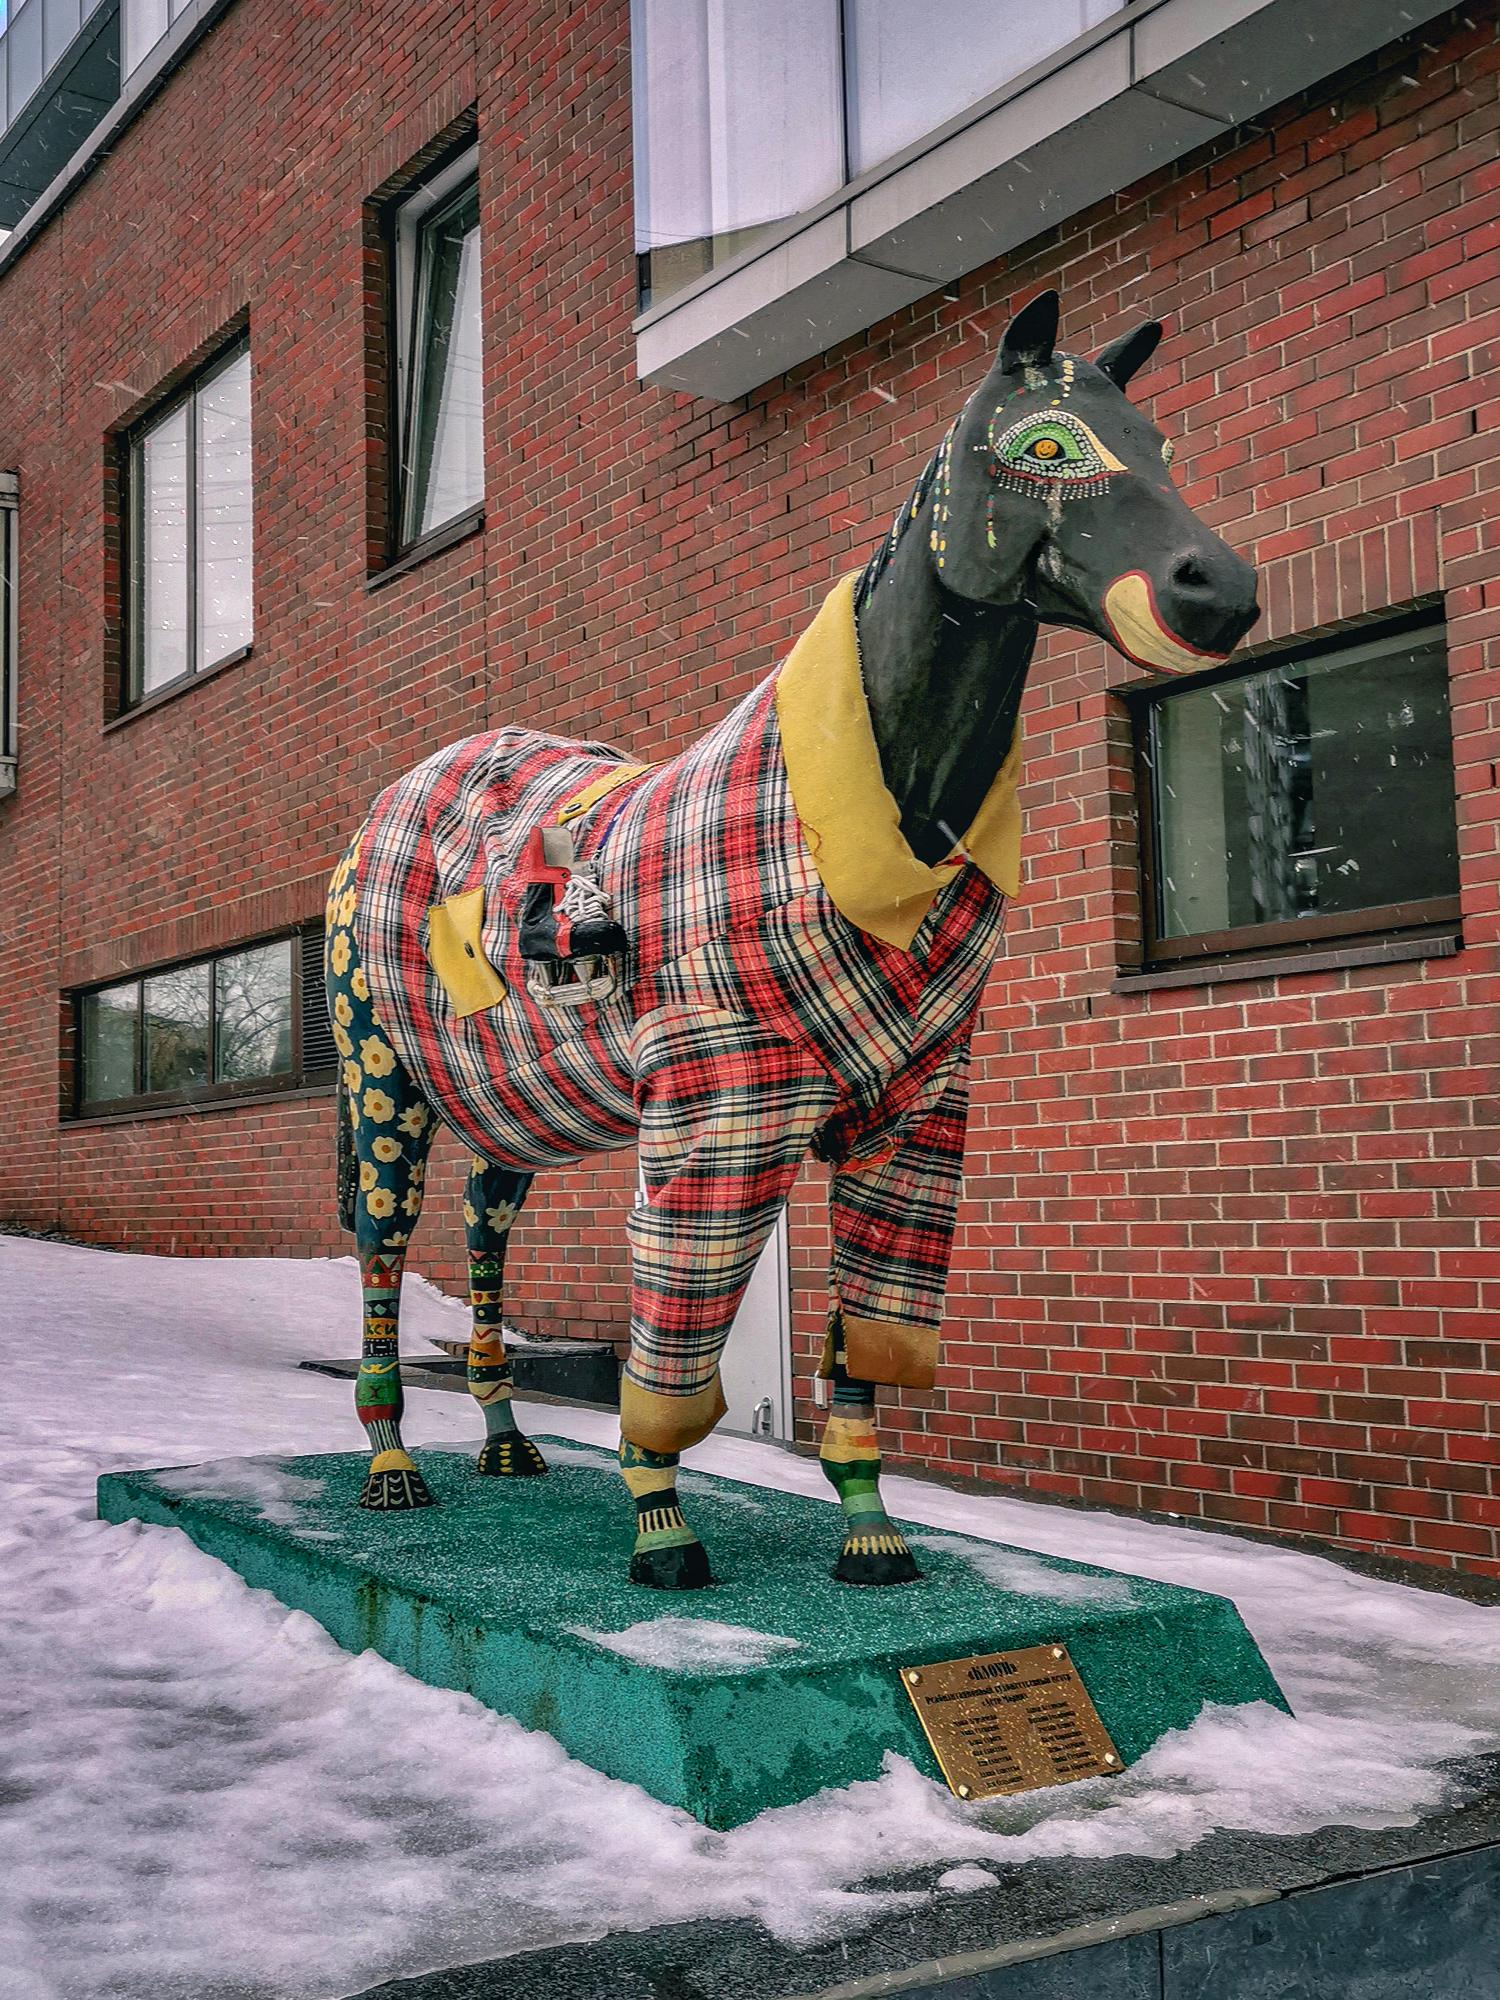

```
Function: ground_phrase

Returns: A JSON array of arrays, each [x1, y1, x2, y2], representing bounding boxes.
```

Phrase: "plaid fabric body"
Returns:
[[354, 670, 1008, 1395]]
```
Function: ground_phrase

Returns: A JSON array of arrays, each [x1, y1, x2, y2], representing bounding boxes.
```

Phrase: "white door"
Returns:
[[634, 1166, 792, 1441]]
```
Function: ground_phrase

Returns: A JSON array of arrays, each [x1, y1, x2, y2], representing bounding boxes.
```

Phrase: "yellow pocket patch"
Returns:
[[426, 887, 507, 1019]]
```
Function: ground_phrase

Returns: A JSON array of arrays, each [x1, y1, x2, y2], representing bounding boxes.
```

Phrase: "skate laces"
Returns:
[[557, 869, 612, 926]]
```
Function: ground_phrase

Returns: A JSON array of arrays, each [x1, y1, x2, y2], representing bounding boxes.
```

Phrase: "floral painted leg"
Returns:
[[463, 1156, 545, 1478], [325, 833, 439, 1512], [619, 1440, 711, 1590], [819, 1313, 920, 1586]]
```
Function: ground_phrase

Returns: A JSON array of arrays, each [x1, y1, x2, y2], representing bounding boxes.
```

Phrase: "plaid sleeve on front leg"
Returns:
[[622, 1008, 839, 1455], [827, 1046, 972, 1392]]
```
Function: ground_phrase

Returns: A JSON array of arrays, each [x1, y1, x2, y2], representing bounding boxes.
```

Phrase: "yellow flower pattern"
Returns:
[[359, 1036, 396, 1077], [362, 1088, 395, 1124], [333, 993, 353, 1027], [372, 1136, 401, 1163]]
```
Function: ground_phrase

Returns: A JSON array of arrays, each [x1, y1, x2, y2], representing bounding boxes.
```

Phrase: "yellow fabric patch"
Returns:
[[842, 1312, 940, 1391], [775, 572, 1023, 950], [619, 1373, 728, 1455], [426, 886, 507, 1019], [556, 762, 651, 824]]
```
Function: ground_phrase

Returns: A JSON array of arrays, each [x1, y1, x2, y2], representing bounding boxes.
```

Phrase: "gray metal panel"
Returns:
[[1134, 0, 1461, 124], [851, 78, 1225, 286]]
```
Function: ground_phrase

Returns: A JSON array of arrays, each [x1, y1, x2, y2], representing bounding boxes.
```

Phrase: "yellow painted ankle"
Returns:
[[369, 1448, 417, 1474]]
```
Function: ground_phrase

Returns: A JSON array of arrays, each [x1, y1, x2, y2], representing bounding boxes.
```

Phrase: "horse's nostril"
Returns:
[[1172, 556, 1211, 593]]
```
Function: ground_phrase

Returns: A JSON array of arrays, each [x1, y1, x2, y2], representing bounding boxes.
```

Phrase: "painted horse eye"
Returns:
[[988, 409, 1122, 490]]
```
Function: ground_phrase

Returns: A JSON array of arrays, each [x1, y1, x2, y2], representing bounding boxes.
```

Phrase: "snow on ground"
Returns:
[[2, 1235, 1499, 2000], [567, 1617, 803, 1669]]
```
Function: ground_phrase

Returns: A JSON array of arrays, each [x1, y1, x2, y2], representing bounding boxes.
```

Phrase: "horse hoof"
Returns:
[[629, 1541, 713, 1590], [477, 1435, 548, 1478], [833, 1530, 920, 1586], [358, 1466, 435, 1512]]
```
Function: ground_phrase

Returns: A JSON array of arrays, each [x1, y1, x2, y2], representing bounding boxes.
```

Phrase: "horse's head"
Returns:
[[935, 290, 1259, 673]]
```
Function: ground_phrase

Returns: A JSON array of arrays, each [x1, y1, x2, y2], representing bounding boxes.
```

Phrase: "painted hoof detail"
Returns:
[[476, 1434, 548, 1478], [358, 1466, 435, 1511], [833, 1530, 920, 1586], [629, 1540, 713, 1590]]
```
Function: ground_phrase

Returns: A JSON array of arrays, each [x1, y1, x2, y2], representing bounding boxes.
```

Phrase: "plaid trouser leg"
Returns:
[[827, 1049, 972, 1391], [622, 1011, 838, 1455]]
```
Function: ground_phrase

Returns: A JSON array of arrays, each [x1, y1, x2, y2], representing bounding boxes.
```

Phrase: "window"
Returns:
[[126, 339, 252, 706], [72, 928, 337, 1117], [0, 471, 15, 795], [1133, 619, 1461, 970], [629, 0, 1126, 309], [393, 144, 483, 549]]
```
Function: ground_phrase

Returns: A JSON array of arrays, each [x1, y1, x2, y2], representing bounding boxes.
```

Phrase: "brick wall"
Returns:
[[0, 0, 1496, 1571]]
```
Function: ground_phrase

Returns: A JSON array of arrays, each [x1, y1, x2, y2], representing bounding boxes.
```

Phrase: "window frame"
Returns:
[[68, 925, 334, 1121], [388, 139, 484, 559], [1129, 611, 1463, 975], [0, 470, 16, 796], [122, 334, 253, 712]]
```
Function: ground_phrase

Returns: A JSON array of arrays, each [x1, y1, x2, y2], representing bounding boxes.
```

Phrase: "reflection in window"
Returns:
[[215, 941, 295, 1082], [631, 0, 843, 308], [844, 0, 1125, 174], [80, 982, 139, 1104], [143, 963, 211, 1093], [1144, 623, 1459, 954], [396, 155, 484, 546], [76, 936, 300, 1111], [128, 342, 252, 703]]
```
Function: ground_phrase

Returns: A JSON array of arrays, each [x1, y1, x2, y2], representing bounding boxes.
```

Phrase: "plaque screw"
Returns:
[[907, 1671, 921, 1685], [1051, 1647, 1064, 1659], [957, 1785, 972, 1799], [1105, 1754, 1117, 1765]]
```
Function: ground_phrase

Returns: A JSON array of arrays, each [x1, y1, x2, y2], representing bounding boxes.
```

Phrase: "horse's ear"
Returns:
[[1095, 320, 1162, 391], [997, 289, 1059, 374]]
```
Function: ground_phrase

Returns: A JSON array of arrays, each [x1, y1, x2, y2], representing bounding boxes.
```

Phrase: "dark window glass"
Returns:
[[401, 178, 482, 544], [80, 982, 139, 1103], [1143, 623, 1459, 958], [143, 963, 212, 1092], [128, 342, 252, 704], [72, 931, 313, 1114], [215, 940, 294, 1082]]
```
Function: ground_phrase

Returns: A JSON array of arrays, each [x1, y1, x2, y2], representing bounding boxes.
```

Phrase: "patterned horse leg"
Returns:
[[818, 1053, 974, 1583], [462, 1156, 546, 1477], [818, 1317, 919, 1585], [326, 833, 440, 1512], [619, 1018, 838, 1588]]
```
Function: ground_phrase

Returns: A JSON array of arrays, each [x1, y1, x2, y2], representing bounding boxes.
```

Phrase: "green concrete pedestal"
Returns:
[[97, 1440, 1287, 1829]]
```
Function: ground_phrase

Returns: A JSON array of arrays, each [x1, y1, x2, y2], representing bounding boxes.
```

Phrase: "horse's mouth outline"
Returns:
[[1102, 570, 1234, 676]]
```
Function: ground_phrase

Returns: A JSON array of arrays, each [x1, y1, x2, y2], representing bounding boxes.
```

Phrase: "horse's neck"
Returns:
[[855, 494, 1037, 866]]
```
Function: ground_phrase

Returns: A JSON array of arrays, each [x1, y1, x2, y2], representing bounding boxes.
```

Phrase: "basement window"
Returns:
[[125, 339, 253, 707], [1131, 616, 1461, 972], [0, 472, 15, 796], [70, 927, 336, 1119], [393, 144, 483, 550]]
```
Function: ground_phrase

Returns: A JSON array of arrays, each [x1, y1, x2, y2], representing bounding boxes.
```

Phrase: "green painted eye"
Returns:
[[991, 409, 1116, 483]]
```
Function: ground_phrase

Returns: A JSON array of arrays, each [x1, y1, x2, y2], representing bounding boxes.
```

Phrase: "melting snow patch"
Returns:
[[908, 1532, 1135, 1605], [935, 1864, 1000, 1892], [155, 1456, 325, 1524], [569, 1617, 803, 1670]]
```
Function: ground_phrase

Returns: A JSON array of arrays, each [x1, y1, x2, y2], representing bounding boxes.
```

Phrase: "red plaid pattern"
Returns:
[[352, 658, 1008, 1396]]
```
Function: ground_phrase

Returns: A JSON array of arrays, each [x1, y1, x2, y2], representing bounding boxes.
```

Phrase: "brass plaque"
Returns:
[[899, 1642, 1125, 1801]]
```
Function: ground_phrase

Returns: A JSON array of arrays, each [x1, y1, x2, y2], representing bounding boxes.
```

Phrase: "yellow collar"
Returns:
[[774, 573, 1022, 950]]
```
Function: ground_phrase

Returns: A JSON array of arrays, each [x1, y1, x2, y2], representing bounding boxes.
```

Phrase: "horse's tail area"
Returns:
[[335, 1060, 358, 1234]]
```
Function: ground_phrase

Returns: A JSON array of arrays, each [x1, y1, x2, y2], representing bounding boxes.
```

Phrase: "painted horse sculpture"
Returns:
[[325, 290, 1259, 1589]]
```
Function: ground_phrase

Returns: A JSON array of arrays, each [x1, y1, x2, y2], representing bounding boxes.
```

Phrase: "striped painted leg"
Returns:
[[464, 1156, 545, 1478], [355, 1248, 434, 1511], [820, 1318, 919, 1586], [620, 1441, 712, 1590]]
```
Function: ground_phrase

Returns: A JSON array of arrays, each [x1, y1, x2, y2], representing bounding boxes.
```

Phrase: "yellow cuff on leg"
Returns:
[[841, 1314, 939, 1390], [619, 1373, 728, 1455]]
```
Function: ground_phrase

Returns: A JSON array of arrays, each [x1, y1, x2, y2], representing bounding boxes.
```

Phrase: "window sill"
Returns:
[[368, 509, 484, 591], [64, 1072, 335, 1129], [1113, 932, 1461, 996], [104, 644, 253, 733]]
